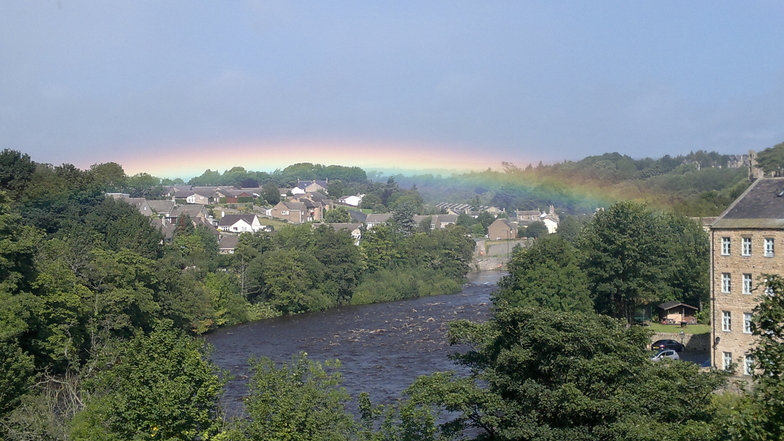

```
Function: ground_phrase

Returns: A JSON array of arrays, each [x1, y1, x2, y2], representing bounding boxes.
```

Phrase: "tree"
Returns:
[[496, 235, 592, 312], [520, 220, 548, 238], [578, 202, 670, 322], [0, 337, 35, 420], [391, 202, 416, 236], [324, 206, 351, 223], [232, 353, 356, 441], [69, 324, 225, 441], [261, 181, 281, 205], [755, 141, 784, 176], [408, 307, 728, 440], [0, 149, 36, 201]]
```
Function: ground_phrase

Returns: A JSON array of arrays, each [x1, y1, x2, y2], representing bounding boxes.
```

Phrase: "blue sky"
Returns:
[[2, 1, 784, 176]]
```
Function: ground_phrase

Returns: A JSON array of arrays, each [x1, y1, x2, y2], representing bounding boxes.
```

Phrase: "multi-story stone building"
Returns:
[[710, 177, 784, 376]]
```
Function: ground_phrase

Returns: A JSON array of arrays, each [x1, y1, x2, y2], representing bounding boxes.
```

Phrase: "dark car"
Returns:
[[651, 339, 684, 352]]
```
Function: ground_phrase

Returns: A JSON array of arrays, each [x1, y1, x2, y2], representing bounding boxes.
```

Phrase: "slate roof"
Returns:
[[219, 235, 240, 250], [147, 200, 175, 215], [712, 178, 784, 229], [348, 210, 367, 222], [218, 214, 256, 226], [658, 301, 698, 311]]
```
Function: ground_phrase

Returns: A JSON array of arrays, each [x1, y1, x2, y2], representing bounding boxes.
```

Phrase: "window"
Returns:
[[743, 273, 753, 295], [722, 311, 732, 332], [722, 237, 731, 255], [723, 352, 733, 372], [765, 238, 775, 257], [744, 355, 754, 376], [742, 237, 752, 256], [744, 312, 753, 334], [722, 273, 731, 293]]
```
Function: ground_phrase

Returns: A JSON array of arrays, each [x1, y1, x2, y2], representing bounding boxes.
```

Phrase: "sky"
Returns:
[[2, 1, 784, 179]]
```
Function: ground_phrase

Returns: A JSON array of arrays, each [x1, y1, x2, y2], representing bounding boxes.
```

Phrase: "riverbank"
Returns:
[[206, 277, 500, 415]]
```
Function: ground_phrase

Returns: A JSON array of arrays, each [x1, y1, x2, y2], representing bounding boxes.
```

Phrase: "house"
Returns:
[[218, 214, 263, 233], [365, 213, 393, 228], [219, 235, 240, 254], [147, 200, 176, 217], [295, 179, 329, 194], [167, 205, 211, 224], [173, 189, 211, 205], [150, 217, 176, 242], [516, 210, 540, 222], [270, 201, 307, 224], [118, 196, 153, 217], [658, 301, 698, 325], [434, 214, 458, 229], [487, 219, 517, 240], [709, 177, 784, 376], [331, 223, 363, 245], [339, 194, 364, 207]]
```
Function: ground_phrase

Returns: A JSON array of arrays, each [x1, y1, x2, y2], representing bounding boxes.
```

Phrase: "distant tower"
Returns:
[[748, 150, 764, 181]]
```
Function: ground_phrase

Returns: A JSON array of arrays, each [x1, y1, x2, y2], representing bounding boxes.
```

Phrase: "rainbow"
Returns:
[[109, 138, 538, 180]]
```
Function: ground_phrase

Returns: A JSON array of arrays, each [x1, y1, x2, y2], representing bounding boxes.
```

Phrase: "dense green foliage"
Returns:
[[498, 201, 710, 321], [408, 307, 729, 440], [496, 235, 592, 312], [69, 324, 225, 440]]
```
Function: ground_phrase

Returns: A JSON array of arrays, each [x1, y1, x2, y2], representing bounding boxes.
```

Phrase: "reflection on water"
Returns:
[[205, 272, 504, 415]]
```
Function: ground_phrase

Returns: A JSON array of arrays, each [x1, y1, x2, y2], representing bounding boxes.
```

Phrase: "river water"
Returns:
[[205, 271, 504, 414]]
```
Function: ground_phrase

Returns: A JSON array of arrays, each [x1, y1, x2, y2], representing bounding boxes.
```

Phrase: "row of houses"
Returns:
[[165, 179, 331, 204], [484, 207, 561, 240]]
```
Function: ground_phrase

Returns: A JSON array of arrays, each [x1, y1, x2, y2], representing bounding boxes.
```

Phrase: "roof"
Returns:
[[218, 214, 257, 226], [147, 200, 175, 214], [330, 222, 362, 232], [365, 213, 393, 224], [712, 178, 784, 229], [658, 301, 698, 311], [169, 205, 208, 218], [348, 210, 367, 222], [489, 218, 515, 229], [219, 235, 240, 250], [288, 201, 307, 211]]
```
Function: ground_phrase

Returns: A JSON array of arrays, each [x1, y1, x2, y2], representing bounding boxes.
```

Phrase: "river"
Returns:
[[204, 271, 505, 415]]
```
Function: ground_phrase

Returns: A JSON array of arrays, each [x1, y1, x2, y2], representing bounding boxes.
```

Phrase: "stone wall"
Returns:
[[650, 332, 711, 352], [472, 239, 530, 271]]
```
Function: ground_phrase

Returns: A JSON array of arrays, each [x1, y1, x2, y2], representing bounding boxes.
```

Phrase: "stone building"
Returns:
[[710, 177, 784, 376]]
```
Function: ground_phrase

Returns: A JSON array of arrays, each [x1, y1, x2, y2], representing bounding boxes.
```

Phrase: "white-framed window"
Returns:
[[281, 210, 289, 215], [744, 312, 753, 334], [743, 273, 753, 295], [722, 311, 732, 332], [723, 352, 733, 372], [765, 238, 775, 257], [722, 273, 731, 293], [742, 237, 752, 256], [721, 237, 731, 255], [744, 355, 754, 376]]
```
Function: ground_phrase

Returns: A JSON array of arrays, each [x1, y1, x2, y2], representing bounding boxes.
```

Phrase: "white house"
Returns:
[[339, 194, 364, 207], [218, 214, 263, 233]]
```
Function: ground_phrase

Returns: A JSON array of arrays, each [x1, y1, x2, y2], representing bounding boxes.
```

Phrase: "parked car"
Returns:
[[651, 349, 680, 362], [651, 339, 684, 352]]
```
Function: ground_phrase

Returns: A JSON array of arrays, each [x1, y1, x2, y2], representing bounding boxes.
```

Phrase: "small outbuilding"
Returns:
[[657, 301, 698, 325]]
